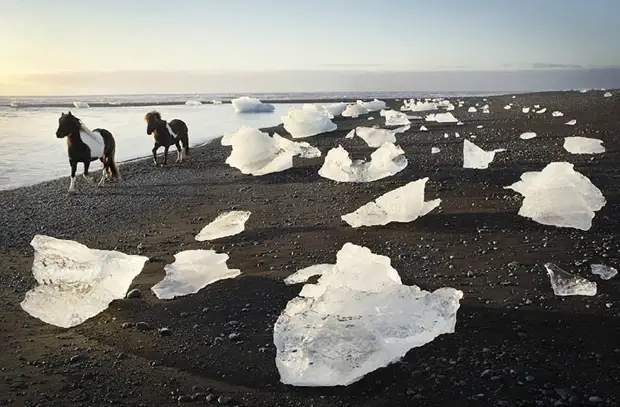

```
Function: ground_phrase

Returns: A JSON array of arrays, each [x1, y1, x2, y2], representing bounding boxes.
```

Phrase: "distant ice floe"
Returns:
[[282, 104, 337, 139], [20, 235, 148, 328], [545, 263, 597, 296], [322, 102, 348, 117], [73, 101, 90, 108], [380, 109, 411, 126], [604, 92, 612, 98], [231, 96, 275, 113], [318, 142, 407, 183], [468, 107, 477, 113], [425, 112, 459, 123], [342, 104, 369, 118], [505, 162, 606, 231], [522, 107, 530, 113], [341, 178, 441, 228], [354, 127, 397, 148], [222, 127, 320, 176], [274, 242, 463, 387], [563, 137, 605, 154], [565, 119, 577, 126], [536, 108, 547, 114], [195, 211, 251, 241], [591, 264, 618, 280], [151, 250, 241, 300], [185, 100, 202, 106], [357, 99, 387, 112], [463, 139, 506, 169], [552, 111, 564, 117], [431, 147, 441, 154], [211, 99, 223, 104], [520, 132, 537, 140]]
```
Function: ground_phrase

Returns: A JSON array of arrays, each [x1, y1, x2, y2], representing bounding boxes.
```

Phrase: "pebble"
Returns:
[[158, 328, 172, 336], [228, 333, 241, 341], [218, 395, 232, 404], [589, 396, 604, 403], [525, 375, 535, 382], [135, 322, 150, 330], [125, 288, 141, 299]]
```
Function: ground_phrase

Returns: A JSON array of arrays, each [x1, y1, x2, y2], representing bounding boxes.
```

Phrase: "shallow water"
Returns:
[[0, 103, 302, 190]]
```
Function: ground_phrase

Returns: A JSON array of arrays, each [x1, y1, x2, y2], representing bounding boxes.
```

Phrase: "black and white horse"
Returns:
[[55, 112, 119, 192], [144, 111, 190, 166]]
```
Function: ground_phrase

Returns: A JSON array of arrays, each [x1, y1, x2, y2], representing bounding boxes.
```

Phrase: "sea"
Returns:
[[0, 91, 511, 191]]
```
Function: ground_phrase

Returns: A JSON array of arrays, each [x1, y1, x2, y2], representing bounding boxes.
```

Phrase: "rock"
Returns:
[[481, 369, 494, 378], [69, 355, 81, 363], [228, 333, 241, 341], [125, 288, 141, 299], [589, 396, 604, 403], [206, 394, 216, 402], [525, 375, 535, 382], [121, 322, 133, 329], [177, 395, 192, 403], [158, 327, 172, 336], [218, 395, 232, 404], [136, 322, 150, 331]]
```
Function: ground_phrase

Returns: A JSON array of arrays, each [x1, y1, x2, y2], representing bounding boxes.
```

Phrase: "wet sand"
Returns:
[[1, 90, 619, 407]]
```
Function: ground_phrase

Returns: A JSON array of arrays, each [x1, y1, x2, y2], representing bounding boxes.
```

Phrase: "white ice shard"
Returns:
[[185, 100, 202, 106], [522, 107, 530, 113], [283, 264, 333, 285], [342, 104, 369, 118], [318, 143, 407, 183], [223, 127, 320, 175], [505, 162, 606, 231], [565, 119, 577, 126], [590, 264, 618, 280], [341, 178, 441, 228], [544, 263, 597, 296], [431, 147, 441, 154], [282, 104, 337, 139], [380, 109, 411, 126], [563, 137, 605, 154], [468, 107, 477, 113], [211, 99, 222, 104], [354, 127, 397, 148], [520, 132, 537, 140], [195, 211, 251, 241], [425, 112, 459, 123], [367, 117, 374, 121], [357, 99, 387, 112], [408, 101, 439, 112], [477, 125, 484, 129], [231, 96, 275, 113], [151, 250, 241, 300], [393, 124, 411, 134], [463, 139, 506, 169], [536, 108, 547, 114], [420, 125, 428, 131], [274, 243, 463, 387], [455, 132, 461, 138], [20, 235, 148, 328], [345, 129, 355, 139], [482, 106, 490, 114], [552, 111, 564, 117], [73, 101, 90, 108], [323, 102, 348, 117], [504, 104, 512, 110], [604, 92, 612, 98]]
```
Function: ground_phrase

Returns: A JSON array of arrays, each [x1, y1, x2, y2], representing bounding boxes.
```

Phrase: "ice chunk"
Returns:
[[522, 107, 530, 113], [443, 133, 449, 138], [455, 132, 461, 138], [590, 264, 618, 280], [345, 129, 355, 139], [504, 104, 512, 110], [408, 101, 439, 112], [563, 137, 605, 154], [463, 139, 506, 169], [604, 92, 612, 98], [393, 124, 410, 134], [544, 263, 597, 296], [151, 250, 241, 300], [355, 127, 397, 148], [211, 99, 222, 104], [505, 162, 606, 231], [565, 119, 577, 126], [468, 107, 477, 113], [341, 178, 441, 228], [231, 96, 275, 113], [367, 117, 374, 121], [420, 125, 428, 131], [431, 147, 440, 154], [536, 108, 547, 114], [380, 109, 411, 126], [20, 235, 148, 328], [426, 112, 459, 123], [273, 243, 463, 387], [223, 127, 320, 175], [342, 104, 368, 118], [520, 132, 537, 140], [195, 211, 251, 241], [482, 107, 490, 114], [185, 100, 202, 106], [73, 101, 89, 108], [318, 143, 407, 183], [282, 104, 337, 139], [357, 99, 387, 112], [477, 125, 483, 129], [552, 111, 564, 117], [323, 102, 348, 117]]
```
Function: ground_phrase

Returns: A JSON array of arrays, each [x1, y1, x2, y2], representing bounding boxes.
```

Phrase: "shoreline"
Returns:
[[1, 90, 619, 407]]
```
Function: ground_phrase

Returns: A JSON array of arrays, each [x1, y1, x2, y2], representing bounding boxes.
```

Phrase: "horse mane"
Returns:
[[145, 111, 162, 122]]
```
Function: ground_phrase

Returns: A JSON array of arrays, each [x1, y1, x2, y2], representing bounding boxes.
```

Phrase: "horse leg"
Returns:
[[175, 141, 183, 163], [162, 145, 170, 166], [97, 158, 106, 187], [69, 160, 78, 192], [152, 144, 160, 166], [82, 160, 94, 183]]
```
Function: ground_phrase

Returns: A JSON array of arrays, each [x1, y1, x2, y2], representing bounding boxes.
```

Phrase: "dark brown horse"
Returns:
[[144, 111, 190, 166], [55, 112, 120, 192]]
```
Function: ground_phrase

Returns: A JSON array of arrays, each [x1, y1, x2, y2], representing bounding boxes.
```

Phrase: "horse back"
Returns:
[[169, 119, 188, 136], [93, 128, 115, 152]]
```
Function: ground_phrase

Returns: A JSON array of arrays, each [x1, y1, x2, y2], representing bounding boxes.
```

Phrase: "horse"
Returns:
[[144, 111, 190, 166], [55, 112, 120, 192]]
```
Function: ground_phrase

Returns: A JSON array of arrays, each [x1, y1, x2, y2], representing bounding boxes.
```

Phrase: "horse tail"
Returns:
[[107, 147, 120, 179], [181, 121, 190, 155]]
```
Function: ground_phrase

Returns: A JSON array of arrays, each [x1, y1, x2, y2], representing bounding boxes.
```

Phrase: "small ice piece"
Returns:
[[282, 104, 337, 139], [425, 112, 459, 123], [355, 127, 397, 148], [590, 264, 618, 280], [580, 89, 589, 93], [151, 250, 241, 300], [408, 101, 439, 112], [522, 107, 530, 113], [603, 92, 612, 98], [446, 103, 455, 111], [357, 99, 387, 112], [444, 133, 449, 138], [420, 125, 428, 131], [431, 147, 440, 154], [284, 264, 333, 285], [457, 121, 464, 126], [274, 243, 463, 387], [477, 125, 483, 129], [563, 137, 605, 154], [318, 143, 407, 183], [552, 111, 564, 117], [393, 124, 410, 134], [367, 117, 374, 120], [468, 107, 477, 113], [536, 108, 547, 114], [341, 178, 441, 228], [505, 162, 606, 231], [185, 100, 202, 106], [455, 132, 461, 138], [342, 104, 369, 118], [345, 129, 355, 139], [463, 139, 506, 169], [20, 235, 148, 328], [482, 107, 490, 114], [520, 132, 537, 140], [544, 263, 597, 296], [231, 96, 275, 113], [504, 104, 511, 110], [565, 119, 577, 126], [211, 99, 223, 104], [380, 109, 411, 126], [323, 102, 348, 117], [73, 101, 90, 108], [534, 105, 540, 108], [195, 211, 251, 241]]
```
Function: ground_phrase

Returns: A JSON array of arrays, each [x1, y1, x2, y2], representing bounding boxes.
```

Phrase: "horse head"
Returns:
[[56, 111, 81, 139], [145, 111, 162, 135]]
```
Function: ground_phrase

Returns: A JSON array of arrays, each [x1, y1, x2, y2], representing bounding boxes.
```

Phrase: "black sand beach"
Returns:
[[1, 91, 619, 407]]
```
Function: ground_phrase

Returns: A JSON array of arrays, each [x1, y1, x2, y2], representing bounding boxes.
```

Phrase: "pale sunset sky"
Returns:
[[1, 0, 619, 95]]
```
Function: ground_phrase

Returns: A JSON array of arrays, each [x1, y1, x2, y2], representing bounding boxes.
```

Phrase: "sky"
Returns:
[[1, 0, 619, 95]]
